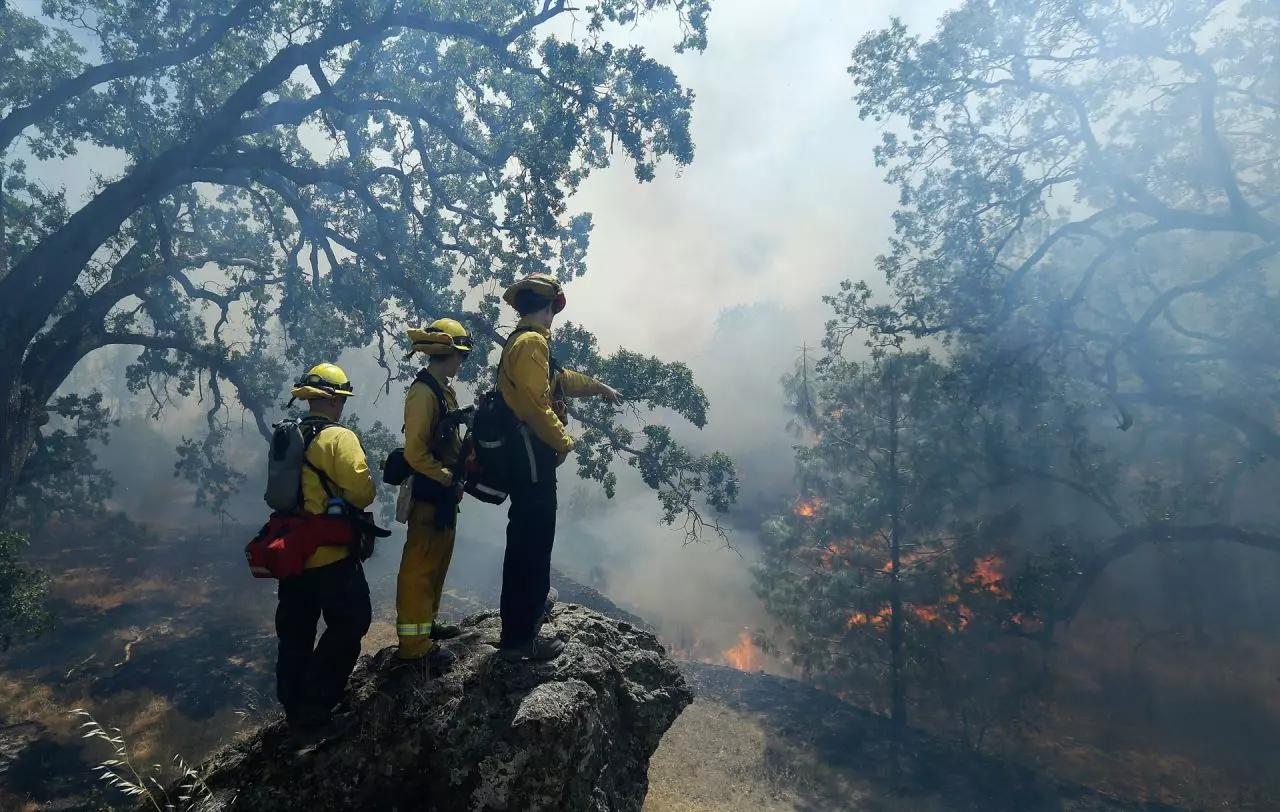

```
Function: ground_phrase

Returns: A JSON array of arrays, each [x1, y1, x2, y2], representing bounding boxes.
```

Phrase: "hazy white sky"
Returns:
[[563, 1, 958, 361]]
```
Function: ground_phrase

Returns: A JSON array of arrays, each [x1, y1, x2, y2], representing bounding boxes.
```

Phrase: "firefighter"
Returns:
[[395, 319, 474, 670], [496, 274, 622, 661], [276, 363, 376, 730]]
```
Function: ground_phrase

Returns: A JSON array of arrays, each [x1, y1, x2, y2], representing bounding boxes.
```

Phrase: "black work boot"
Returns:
[[538, 588, 559, 629], [499, 635, 565, 662], [430, 622, 461, 640], [393, 645, 456, 676], [287, 704, 333, 732]]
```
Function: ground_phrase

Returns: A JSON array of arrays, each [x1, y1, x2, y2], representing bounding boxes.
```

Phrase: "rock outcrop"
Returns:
[[183, 604, 691, 812]]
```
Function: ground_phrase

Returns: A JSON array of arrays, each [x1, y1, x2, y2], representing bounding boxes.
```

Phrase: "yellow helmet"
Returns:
[[407, 318, 474, 357], [290, 362, 355, 401], [503, 273, 566, 314]]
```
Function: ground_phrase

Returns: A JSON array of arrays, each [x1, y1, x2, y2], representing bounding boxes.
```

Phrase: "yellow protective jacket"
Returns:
[[497, 318, 600, 455], [300, 420, 376, 569], [404, 368, 462, 488]]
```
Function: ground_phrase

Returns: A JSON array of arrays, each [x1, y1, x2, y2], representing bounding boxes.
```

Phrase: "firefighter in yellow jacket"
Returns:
[[277, 363, 376, 730], [395, 319, 474, 670], [497, 274, 622, 661]]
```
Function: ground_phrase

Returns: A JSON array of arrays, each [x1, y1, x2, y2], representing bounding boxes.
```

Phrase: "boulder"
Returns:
[[183, 604, 691, 812]]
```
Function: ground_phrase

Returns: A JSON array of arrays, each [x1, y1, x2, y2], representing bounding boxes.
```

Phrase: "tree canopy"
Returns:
[[0, 0, 735, 532]]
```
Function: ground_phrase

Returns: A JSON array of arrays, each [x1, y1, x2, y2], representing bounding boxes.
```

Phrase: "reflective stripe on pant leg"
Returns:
[[395, 502, 454, 659], [396, 505, 436, 659]]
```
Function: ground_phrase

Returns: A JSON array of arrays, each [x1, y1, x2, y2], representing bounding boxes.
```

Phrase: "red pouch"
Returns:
[[245, 515, 322, 580]]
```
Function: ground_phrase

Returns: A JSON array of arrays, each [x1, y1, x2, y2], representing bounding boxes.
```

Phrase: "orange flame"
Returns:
[[795, 497, 823, 518], [662, 637, 715, 665], [722, 632, 764, 671], [965, 555, 1009, 597], [847, 607, 892, 630]]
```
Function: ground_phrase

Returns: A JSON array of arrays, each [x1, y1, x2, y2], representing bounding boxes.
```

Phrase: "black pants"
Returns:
[[499, 442, 558, 648], [275, 555, 372, 718]]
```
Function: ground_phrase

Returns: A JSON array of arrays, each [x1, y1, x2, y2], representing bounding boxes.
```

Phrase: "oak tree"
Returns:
[[0, 0, 736, 532]]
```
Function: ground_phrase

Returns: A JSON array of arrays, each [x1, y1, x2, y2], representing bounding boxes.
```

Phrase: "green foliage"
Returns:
[[11, 392, 117, 527], [0, 531, 51, 651], [0, 0, 735, 531], [74, 709, 210, 811]]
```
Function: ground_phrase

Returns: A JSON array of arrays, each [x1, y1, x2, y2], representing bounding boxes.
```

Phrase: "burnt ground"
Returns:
[[0, 519, 655, 812], [678, 663, 1180, 812], [0, 516, 1224, 812]]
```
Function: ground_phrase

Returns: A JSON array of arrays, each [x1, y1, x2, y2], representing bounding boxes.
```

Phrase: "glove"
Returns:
[[433, 475, 465, 531], [555, 450, 570, 468], [432, 506, 457, 532]]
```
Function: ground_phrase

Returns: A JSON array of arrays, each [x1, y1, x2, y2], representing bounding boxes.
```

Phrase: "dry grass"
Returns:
[[363, 620, 399, 654], [646, 700, 952, 812]]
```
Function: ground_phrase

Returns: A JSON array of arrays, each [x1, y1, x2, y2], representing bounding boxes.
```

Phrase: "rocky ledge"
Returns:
[[180, 604, 692, 812]]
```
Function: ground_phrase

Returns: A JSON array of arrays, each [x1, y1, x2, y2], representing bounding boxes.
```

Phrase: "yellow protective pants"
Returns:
[[395, 501, 456, 659]]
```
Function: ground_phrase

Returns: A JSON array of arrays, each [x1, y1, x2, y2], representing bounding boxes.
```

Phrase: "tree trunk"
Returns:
[[0, 366, 40, 522], [886, 359, 907, 732]]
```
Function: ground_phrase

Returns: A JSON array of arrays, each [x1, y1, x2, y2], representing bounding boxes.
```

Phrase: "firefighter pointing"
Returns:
[[489, 274, 622, 661], [394, 319, 474, 671]]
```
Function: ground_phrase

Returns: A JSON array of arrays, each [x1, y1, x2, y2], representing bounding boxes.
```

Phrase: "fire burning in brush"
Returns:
[[965, 555, 1009, 596], [660, 630, 767, 673], [663, 636, 716, 665], [847, 607, 892, 630], [795, 497, 823, 518], [840, 555, 1015, 635], [722, 632, 764, 671]]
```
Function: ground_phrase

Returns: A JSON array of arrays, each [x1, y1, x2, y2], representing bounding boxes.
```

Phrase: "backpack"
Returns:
[[381, 369, 475, 504], [251, 417, 384, 579], [466, 327, 564, 504], [264, 417, 336, 512]]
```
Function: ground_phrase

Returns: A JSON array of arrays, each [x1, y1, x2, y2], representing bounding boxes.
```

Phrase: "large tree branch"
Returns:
[[1122, 46, 1276, 239], [99, 331, 273, 439], [0, 0, 264, 151], [0, 4, 563, 353], [972, 75, 1273, 239], [236, 95, 504, 169], [1116, 386, 1280, 458], [1059, 523, 1280, 629], [20, 243, 273, 400], [989, 466, 1127, 530], [1105, 242, 1280, 377]]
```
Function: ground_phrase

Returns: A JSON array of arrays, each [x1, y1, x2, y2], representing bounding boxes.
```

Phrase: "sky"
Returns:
[[28, 0, 964, 650], [565, 1, 958, 360]]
